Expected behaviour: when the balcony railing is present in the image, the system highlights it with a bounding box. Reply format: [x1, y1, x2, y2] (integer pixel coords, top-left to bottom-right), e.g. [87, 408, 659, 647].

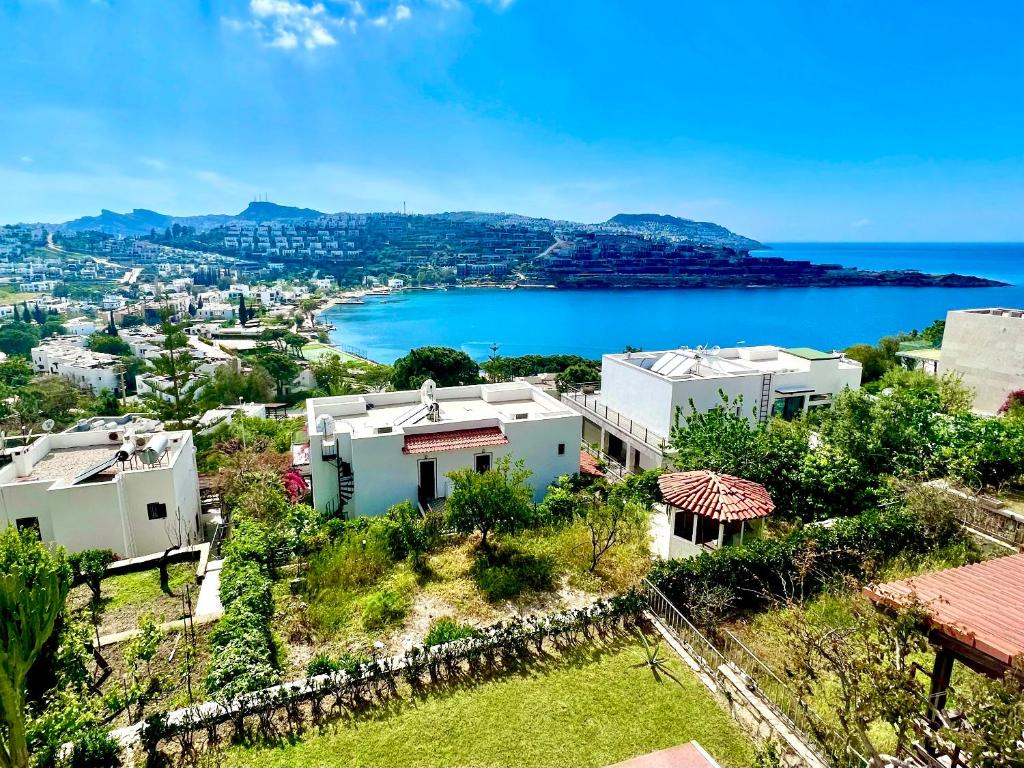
[562, 383, 667, 453]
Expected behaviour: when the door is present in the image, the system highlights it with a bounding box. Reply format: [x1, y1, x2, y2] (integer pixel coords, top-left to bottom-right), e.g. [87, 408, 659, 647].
[418, 459, 436, 506]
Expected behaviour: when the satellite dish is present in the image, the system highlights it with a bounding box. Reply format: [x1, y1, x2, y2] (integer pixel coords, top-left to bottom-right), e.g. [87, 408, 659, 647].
[420, 379, 436, 404]
[315, 414, 335, 437]
[709, 346, 721, 356]
[41, 419, 55, 433]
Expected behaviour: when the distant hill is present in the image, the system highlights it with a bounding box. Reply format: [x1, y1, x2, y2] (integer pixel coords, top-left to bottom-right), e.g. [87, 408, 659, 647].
[56, 201, 327, 236]
[46, 203, 761, 250]
[604, 213, 763, 250]
[234, 201, 324, 222]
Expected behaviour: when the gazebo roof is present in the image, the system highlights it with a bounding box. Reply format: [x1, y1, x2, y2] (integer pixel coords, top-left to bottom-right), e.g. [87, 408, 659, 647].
[865, 553, 1024, 671]
[657, 471, 774, 523]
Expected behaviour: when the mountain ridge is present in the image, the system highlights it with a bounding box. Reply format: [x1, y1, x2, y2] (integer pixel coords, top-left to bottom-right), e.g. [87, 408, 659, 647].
[45, 203, 762, 250]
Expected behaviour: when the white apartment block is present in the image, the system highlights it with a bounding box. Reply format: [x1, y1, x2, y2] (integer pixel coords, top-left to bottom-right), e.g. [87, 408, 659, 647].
[306, 381, 582, 518]
[0, 429, 201, 557]
[31, 337, 123, 394]
[196, 302, 236, 321]
[563, 345, 862, 472]
[939, 307, 1024, 414]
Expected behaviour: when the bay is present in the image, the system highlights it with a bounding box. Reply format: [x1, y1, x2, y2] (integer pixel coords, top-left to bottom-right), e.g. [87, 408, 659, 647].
[324, 243, 1024, 364]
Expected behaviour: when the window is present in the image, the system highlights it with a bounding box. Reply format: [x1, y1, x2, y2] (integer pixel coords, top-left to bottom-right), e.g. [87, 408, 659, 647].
[672, 510, 693, 540]
[557, 443, 566, 455]
[147, 502, 167, 520]
[475, 453, 492, 473]
[15, 517, 40, 539]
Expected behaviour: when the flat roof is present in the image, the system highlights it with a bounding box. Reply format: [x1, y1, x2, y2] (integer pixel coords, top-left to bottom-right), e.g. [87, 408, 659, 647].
[23, 445, 123, 485]
[865, 553, 1024, 669]
[783, 347, 838, 361]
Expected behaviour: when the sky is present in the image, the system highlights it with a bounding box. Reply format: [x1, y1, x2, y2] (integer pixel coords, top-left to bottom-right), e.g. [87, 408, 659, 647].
[1, 1, 1023, 241]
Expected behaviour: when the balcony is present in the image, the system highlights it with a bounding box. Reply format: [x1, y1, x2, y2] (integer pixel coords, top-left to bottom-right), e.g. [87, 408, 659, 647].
[561, 383, 667, 454]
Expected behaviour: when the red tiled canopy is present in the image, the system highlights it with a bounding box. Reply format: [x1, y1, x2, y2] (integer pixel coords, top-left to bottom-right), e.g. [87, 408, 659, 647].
[579, 450, 605, 478]
[657, 471, 774, 522]
[401, 426, 509, 455]
[865, 553, 1024, 669]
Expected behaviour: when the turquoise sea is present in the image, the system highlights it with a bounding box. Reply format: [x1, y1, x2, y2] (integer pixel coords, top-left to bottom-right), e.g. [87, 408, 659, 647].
[324, 243, 1024, 364]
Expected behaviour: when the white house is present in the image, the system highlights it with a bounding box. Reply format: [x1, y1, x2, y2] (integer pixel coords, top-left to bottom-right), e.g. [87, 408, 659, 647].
[306, 381, 582, 518]
[31, 337, 123, 394]
[196, 302, 236, 321]
[63, 317, 97, 337]
[938, 308, 1024, 414]
[0, 429, 201, 558]
[563, 345, 862, 472]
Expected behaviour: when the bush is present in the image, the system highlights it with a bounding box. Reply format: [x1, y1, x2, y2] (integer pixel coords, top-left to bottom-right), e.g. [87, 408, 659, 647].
[424, 617, 479, 647]
[649, 505, 964, 621]
[218, 560, 273, 618]
[62, 726, 123, 768]
[362, 588, 409, 630]
[472, 547, 554, 601]
[306, 653, 339, 677]
[222, 518, 288, 571]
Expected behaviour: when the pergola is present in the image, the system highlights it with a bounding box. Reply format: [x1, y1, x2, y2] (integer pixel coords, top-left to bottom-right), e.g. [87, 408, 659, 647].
[657, 471, 774, 550]
[865, 553, 1024, 719]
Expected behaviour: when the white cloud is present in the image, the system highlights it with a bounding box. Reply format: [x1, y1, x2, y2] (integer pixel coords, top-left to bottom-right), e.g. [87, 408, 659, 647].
[852, 217, 872, 228]
[223, 0, 511, 51]
[139, 157, 167, 171]
[19, 156, 33, 164]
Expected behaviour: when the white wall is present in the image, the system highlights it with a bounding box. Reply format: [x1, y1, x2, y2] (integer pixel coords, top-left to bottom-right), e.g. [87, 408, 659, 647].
[311, 413, 581, 518]
[939, 309, 1024, 414]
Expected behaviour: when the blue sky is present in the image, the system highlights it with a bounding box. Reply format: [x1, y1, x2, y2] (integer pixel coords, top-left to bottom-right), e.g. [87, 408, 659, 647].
[2, 1, 1023, 240]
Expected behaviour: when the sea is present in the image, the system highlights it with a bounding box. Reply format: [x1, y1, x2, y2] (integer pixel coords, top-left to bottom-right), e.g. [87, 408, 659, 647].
[324, 243, 1024, 364]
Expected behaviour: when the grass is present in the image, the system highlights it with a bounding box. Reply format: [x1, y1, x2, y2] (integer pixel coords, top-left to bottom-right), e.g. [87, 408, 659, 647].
[222, 637, 756, 768]
[68, 563, 197, 636]
[301, 342, 360, 362]
[285, 520, 652, 675]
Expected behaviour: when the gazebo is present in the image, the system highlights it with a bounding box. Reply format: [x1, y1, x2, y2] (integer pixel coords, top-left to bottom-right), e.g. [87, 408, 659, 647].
[656, 471, 774, 557]
[865, 553, 1024, 721]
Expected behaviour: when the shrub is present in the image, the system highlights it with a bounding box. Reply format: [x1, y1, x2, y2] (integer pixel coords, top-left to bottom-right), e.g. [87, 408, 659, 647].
[62, 726, 123, 768]
[472, 547, 554, 601]
[362, 588, 409, 630]
[424, 617, 479, 647]
[218, 560, 273, 618]
[306, 653, 340, 677]
[649, 505, 964, 621]
[380, 500, 430, 565]
[222, 518, 288, 571]
[204, 639, 280, 699]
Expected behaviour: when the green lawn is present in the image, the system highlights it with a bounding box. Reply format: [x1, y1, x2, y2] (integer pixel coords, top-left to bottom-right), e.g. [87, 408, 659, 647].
[68, 562, 196, 635]
[301, 342, 360, 362]
[224, 637, 755, 768]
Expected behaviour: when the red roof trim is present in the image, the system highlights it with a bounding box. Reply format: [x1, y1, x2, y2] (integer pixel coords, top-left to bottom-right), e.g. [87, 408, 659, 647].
[864, 553, 1024, 667]
[657, 470, 774, 522]
[401, 426, 509, 455]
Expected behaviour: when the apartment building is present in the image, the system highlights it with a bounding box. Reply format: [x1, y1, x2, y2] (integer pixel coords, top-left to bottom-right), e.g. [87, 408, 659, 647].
[563, 345, 862, 471]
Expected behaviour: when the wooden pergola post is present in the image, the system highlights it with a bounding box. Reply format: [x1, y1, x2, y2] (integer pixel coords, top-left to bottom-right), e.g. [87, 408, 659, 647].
[928, 648, 956, 724]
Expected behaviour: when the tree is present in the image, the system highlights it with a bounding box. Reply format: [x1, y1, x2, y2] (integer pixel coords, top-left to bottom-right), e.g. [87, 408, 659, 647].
[782, 600, 930, 767]
[30, 307, 44, 326]
[85, 333, 131, 357]
[0, 527, 72, 768]
[670, 392, 760, 477]
[201, 365, 272, 407]
[554, 363, 600, 393]
[105, 311, 117, 337]
[67, 549, 114, 602]
[446, 456, 534, 551]
[582, 494, 646, 572]
[138, 320, 208, 428]
[187, 301, 197, 317]
[0, 359, 33, 389]
[391, 346, 481, 389]
[940, 658, 1024, 768]
[23, 377, 81, 424]
[921, 318, 945, 347]
[0, 325, 39, 358]
[252, 350, 300, 399]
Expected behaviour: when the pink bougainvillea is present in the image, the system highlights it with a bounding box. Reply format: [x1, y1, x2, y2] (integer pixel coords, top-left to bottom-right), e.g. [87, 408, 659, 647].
[282, 469, 309, 503]
[998, 389, 1024, 415]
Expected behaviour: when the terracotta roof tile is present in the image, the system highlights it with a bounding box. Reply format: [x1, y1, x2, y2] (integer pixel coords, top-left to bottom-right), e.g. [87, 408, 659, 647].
[864, 553, 1024, 667]
[402, 426, 509, 455]
[657, 471, 774, 522]
[579, 451, 605, 477]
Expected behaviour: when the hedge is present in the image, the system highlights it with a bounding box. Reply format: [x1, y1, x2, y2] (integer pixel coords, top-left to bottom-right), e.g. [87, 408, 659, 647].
[648, 507, 960, 619]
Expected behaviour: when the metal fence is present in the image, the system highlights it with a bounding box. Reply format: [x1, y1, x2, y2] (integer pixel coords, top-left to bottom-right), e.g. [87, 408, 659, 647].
[562, 384, 667, 453]
[642, 579, 855, 768]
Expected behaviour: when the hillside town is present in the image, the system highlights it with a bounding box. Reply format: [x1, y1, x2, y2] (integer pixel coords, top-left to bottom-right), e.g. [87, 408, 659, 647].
[0, 209, 1022, 768]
